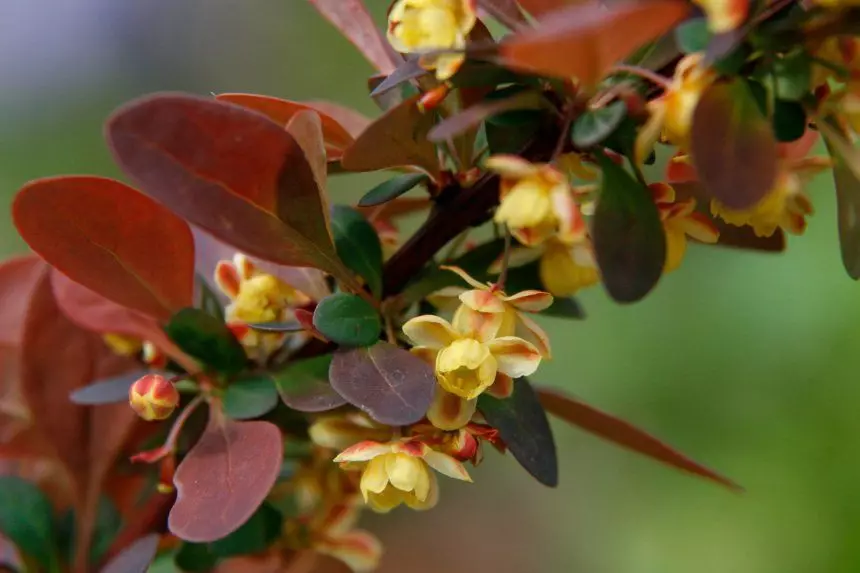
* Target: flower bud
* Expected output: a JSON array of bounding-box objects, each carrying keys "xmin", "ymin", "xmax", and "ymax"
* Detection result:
[{"xmin": 129, "ymin": 374, "xmax": 179, "ymax": 421}]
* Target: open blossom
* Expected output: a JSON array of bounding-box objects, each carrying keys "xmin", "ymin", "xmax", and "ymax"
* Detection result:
[
  {"xmin": 428, "ymin": 265, "xmax": 554, "ymax": 358},
  {"xmin": 650, "ymin": 183, "xmax": 719, "ymax": 272},
  {"xmin": 692, "ymin": 0, "xmax": 748, "ymax": 33},
  {"xmin": 102, "ymin": 334, "xmax": 166, "ymax": 368},
  {"xmin": 487, "ymin": 155, "xmax": 586, "ymax": 247},
  {"xmin": 403, "ymin": 304, "xmax": 541, "ymax": 430},
  {"xmin": 215, "ymin": 253, "xmax": 311, "ymax": 361},
  {"xmin": 635, "ymin": 53, "xmax": 718, "ymax": 164},
  {"xmin": 387, "ymin": 0, "xmax": 477, "ymax": 81},
  {"xmin": 309, "ymin": 412, "xmax": 394, "ymax": 452},
  {"xmin": 537, "ymin": 238, "xmax": 601, "ymax": 297},
  {"xmin": 334, "ymin": 438, "xmax": 472, "ymax": 513}
]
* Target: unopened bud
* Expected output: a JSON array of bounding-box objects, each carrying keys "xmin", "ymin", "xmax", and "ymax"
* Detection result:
[
  {"xmin": 417, "ymin": 84, "xmax": 450, "ymax": 113},
  {"xmin": 129, "ymin": 374, "xmax": 179, "ymax": 421}
]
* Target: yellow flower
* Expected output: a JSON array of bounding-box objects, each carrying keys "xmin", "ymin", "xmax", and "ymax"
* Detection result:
[
  {"xmin": 649, "ymin": 183, "xmax": 719, "ymax": 272},
  {"xmin": 711, "ymin": 157, "xmax": 830, "ymax": 237},
  {"xmin": 403, "ymin": 306, "xmax": 541, "ymax": 430},
  {"xmin": 486, "ymin": 154, "xmax": 586, "ymax": 247},
  {"xmin": 387, "ymin": 0, "xmax": 477, "ymax": 80},
  {"xmin": 102, "ymin": 335, "xmax": 167, "ymax": 368},
  {"xmin": 810, "ymin": 36, "xmax": 860, "ymax": 88},
  {"xmin": 309, "ymin": 413, "xmax": 394, "ymax": 452},
  {"xmin": 635, "ymin": 53, "xmax": 718, "ymax": 164},
  {"xmin": 691, "ymin": 0, "xmax": 749, "ymax": 33},
  {"xmin": 427, "ymin": 265, "xmax": 554, "ymax": 358},
  {"xmin": 215, "ymin": 254, "xmax": 310, "ymax": 361},
  {"xmin": 538, "ymin": 238, "xmax": 601, "ymax": 297},
  {"xmin": 334, "ymin": 438, "xmax": 472, "ymax": 513}
]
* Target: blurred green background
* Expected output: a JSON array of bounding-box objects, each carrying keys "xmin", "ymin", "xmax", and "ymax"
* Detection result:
[{"xmin": 3, "ymin": 2, "xmax": 858, "ymax": 572}]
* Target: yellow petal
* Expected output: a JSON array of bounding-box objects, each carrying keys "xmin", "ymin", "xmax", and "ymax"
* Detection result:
[
  {"xmin": 487, "ymin": 336, "xmax": 542, "ymax": 378},
  {"xmin": 440, "ymin": 265, "xmax": 488, "ymax": 290},
  {"xmin": 360, "ymin": 457, "xmax": 390, "ymax": 499},
  {"xmin": 423, "ymin": 450, "xmax": 473, "ymax": 482},
  {"xmin": 502, "ymin": 290, "xmax": 553, "ymax": 312},
  {"xmin": 412, "ymin": 461, "xmax": 432, "ymax": 501},
  {"xmin": 515, "ymin": 312, "xmax": 552, "ymax": 359},
  {"xmin": 402, "ymin": 315, "xmax": 459, "ymax": 349},
  {"xmin": 635, "ymin": 100, "xmax": 667, "ymax": 166},
  {"xmin": 486, "ymin": 372, "xmax": 514, "ymax": 399},
  {"xmin": 316, "ymin": 530, "xmax": 382, "ymax": 573},
  {"xmin": 427, "ymin": 388, "xmax": 477, "ymax": 431},
  {"xmin": 334, "ymin": 440, "xmax": 392, "ymax": 463},
  {"xmin": 459, "ymin": 289, "xmax": 506, "ymax": 313},
  {"xmin": 452, "ymin": 305, "xmax": 502, "ymax": 342},
  {"xmin": 484, "ymin": 154, "xmax": 539, "ymax": 179},
  {"xmin": 539, "ymin": 240, "xmax": 600, "ymax": 297},
  {"xmin": 404, "ymin": 471, "xmax": 439, "ymax": 511}
]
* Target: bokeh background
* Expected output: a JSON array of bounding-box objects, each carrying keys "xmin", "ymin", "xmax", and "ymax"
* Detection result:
[{"xmin": 2, "ymin": 2, "xmax": 858, "ymax": 572}]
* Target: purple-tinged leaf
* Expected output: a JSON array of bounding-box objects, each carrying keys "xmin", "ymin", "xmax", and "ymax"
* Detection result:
[
  {"xmin": 99, "ymin": 534, "xmax": 160, "ymax": 573},
  {"xmin": 273, "ymin": 354, "xmax": 346, "ymax": 412}
]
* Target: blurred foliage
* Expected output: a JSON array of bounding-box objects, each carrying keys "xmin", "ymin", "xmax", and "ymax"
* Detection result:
[{"xmin": 2, "ymin": 2, "xmax": 859, "ymax": 572}]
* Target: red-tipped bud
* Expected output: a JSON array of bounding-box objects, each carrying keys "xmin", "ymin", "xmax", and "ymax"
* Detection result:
[
  {"xmin": 417, "ymin": 84, "xmax": 450, "ymax": 113},
  {"xmin": 129, "ymin": 374, "xmax": 179, "ymax": 421}
]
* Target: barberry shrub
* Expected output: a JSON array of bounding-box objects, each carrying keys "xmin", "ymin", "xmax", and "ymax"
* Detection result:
[{"xmin": 1, "ymin": 0, "xmax": 858, "ymax": 571}]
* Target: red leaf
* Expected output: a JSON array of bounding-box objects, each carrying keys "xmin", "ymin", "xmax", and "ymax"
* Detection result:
[
  {"xmin": 286, "ymin": 110, "xmax": 329, "ymax": 200},
  {"xmin": 516, "ymin": 0, "xmax": 570, "ymax": 17},
  {"xmin": 168, "ymin": 415, "xmax": 283, "ymax": 542},
  {"xmin": 536, "ymin": 387, "xmax": 741, "ymax": 490},
  {"xmin": 99, "ymin": 534, "xmax": 160, "ymax": 573},
  {"xmin": 13, "ymin": 176, "xmax": 194, "ymax": 322},
  {"xmin": 341, "ymin": 95, "xmax": 440, "ymax": 179},
  {"xmin": 428, "ymin": 90, "xmax": 544, "ymax": 142},
  {"xmin": 307, "ymin": 0, "xmax": 401, "ymax": 75},
  {"xmin": 304, "ymin": 100, "xmax": 372, "ymax": 139},
  {"xmin": 215, "ymin": 94, "xmax": 358, "ymax": 156},
  {"xmin": 107, "ymin": 94, "xmax": 351, "ymax": 282},
  {"xmin": 476, "ymin": 0, "xmax": 528, "ymax": 26},
  {"xmin": 0, "ymin": 255, "xmax": 47, "ymax": 347},
  {"xmin": 499, "ymin": 0, "xmax": 689, "ymax": 85}
]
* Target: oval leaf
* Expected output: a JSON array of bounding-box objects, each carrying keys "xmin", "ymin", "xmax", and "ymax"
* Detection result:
[
  {"xmin": 592, "ymin": 153, "xmax": 666, "ymax": 303},
  {"xmin": 106, "ymin": 94, "xmax": 350, "ymax": 281},
  {"xmin": 341, "ymin": 95, "xmax": 440, "ymax": 178},
  {"xmin": 273, "ymin": 354, "xmax": 346, "ymax": 412},
  {"xmin": 369, "ymin": 58, "xmax": 429, "ymax": 98},
  {"xmin": 169, "ymin": 417, "xmax": 283, "ymax": 542},
  {"xmin": 537, "ymin": 387, "xmax": 741, "ymax": 490},
  {"xmin": 675, "ymin": 17, "xmax": 710, "ymax": 54},
  {"xmin": 329, "ymin": 342, "xmax": 435, "ymax": 425},
  {"xmin": 358, "ymin": 173, "xmax": 429, "ymax": 207},
  {"xmin": 500, "ymin": 0, "xmax": 689, "ymax": 85},
  {"xmin": 331, "ymin": 206, "xmax": 384, "ymax": 299},
  {"xmin": 571, "ymin": 100, "xmax": 627, "ymax": 148},
  {"xmin": 70, "ymin": 368, "xmax": 169, "ymax": 406},
  {"xmin": 690, "ymin": 79, "xmax": 779, "ymax": 210},
  {"xmin": 478, "ymin": 378, "xmax": 558, "ymax": 487},
  {"xmin": 428, "ymin": 90, "xmax": 544, "ymax": 142},
  {"xmin": 99, "ymin": 534, "xmax": 160, "ymax": 573},
  {"xmin": 223, "ymin": 377, "xmax": 280, "ymax": 420},
  {"xmin": 313, "ymin": 293, "xmax": 381, "ymax": 347},
  {"xmin": 247, "ymin": 322, "xmax": 304, "ymax": 333},
  {"xmin": 12, "ymin": 176, "xmax": 194, "ymax": 321},
  {"xmin": 822, "ymin": 119, "xmax": 860, "ymax": 279},
  {"xmin": 0, "ymin": 477, "xmax": 58, "ymax": 570},
  {"xmin": 0, "ymin": 255, "xmax": 46, "ymax": 346},
  {"xmin": 165, "ymin": 308, "xmax": 247, "ymax": 375}
]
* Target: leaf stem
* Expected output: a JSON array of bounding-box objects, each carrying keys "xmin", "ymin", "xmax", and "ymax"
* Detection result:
[
  {"xmin": 495, "ymin": 227, "xmax": 513, "ymax": 291},
  {"xmin": 609, "ymin": 65, "xmax": 672, "ymax": 90}
]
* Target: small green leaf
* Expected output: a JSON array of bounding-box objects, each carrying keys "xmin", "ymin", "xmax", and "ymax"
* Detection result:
[
  {"xmin": 478, "ymin": 378, "xmax": 557, "ymax": 487},
  {"xmin": 822, "ymin": 118, "xmax": 860, "ymax": 279},
  {"xmin": 571, "ymin": 100, "xmax": 627, "ymax": 148},
  {"xmin": 246, "ymin": 321, "xmax": 303, "ymax": 333},
  {"xmin": 675, "ymin": 17, "xmax": 710, "ymax": 54},
  {"xmin": 210, "ymin": 503, "xmax": 282, "ymax": 557},
  {"xmin": 273, "ymin": 354, "xmax": 346, "ymax": 412},
  {"xmin": 772, "ymin": 49, "xmax": 812, "ymax": 102},
  {"xmin": 772, "ymin": 99, "xmax": 807, "ymax": 142},
  {"xmin": 358, "ymin": 173, "xmax": 428, "ymax": 208},
  {"xmin": 592, "ymin": 152, "xmax": 665, "ymax": 303},
  {"xmin": 331, "ymin": 206, "xmax": 384, "ymax": 299},
  {"xmin": 90, "ymin": 497, "xmax": 122, "ymax": 565},
  {"xmin": 223, "ymin": 376, "xmax": 279, "ymax": 420},
  {"xmin": 165, "ymin": 308, "xmax": 247, "ymax": 375},
  {"xmin": 174, "ymin": 543, "xmax": 217, "ymax": 572},
  {"xmin": 196, "ymin": 275, "xmax": 225, "ymax": 322},
  {"xmin": 313, "ymin": 293, "xmax": 381, "ymax": 347},
  {"xmin": 690, "ymin": 79, "xmax": 779, "ymax": 210},
  {"xmin": 0, "ymin": 477, "xmax": 58, "ymax": 570}
]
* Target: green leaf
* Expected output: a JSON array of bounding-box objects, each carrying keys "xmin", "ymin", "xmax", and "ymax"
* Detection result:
[
  {"xmin": 822, "ymin": 118, "xmax": 860, "ymax": 279},
  {"xmin": 246, "ymin": 321, "xmax": 303, "ymax": 333},
  {"xmin": 197, "ymin": 275, "xmax": 225, "ymax": 322},
  {"xmin": 485, "ymin": 115, "xmax": 541, "ymax": 154},
  {"xmin": 273, "ymin": 354, "xmax": 346, "ymax": 412},
  {"xmin": 690, "ymin": 79, "xmax": 779, "ymax": 210},
  {"xmin": 571, "ymin": 100, "xmax": 627, "ymax": 148},
  {"xmin": 0, "ymin": 477, "xmax": 58, "ymax": 570},
  {"xmin": 331, "ymin": 205, "xmax": 384, "ymax": 299},
  {"xmin": 358, "ymin": 173, "xmax": 429, "ymax": 208},
  {"xmin": 313, "ymin": 293, "xmax": 381, "ymax": 347},
  {"xmin": 90, "ymin": 497, "xmax": 122, "ymax": 565},
  {"xmin": 478, "ymin": 378, "xmax": 557, "ymax": 487},
  {"xmin": 772, "ymin": 99, "xmax": 807, "ymax": 142},
  {"xmin": 540, "ymin": 296, "xmax": 586, "ymax": 319},
  {"xmin": 223, "ymin": 376, "xmax": 279, "ymax": 420},
  {"xmin": 592, "ymin": 152, "xmax": 665, "ymax": 303},
  {"xmin": 674, "ymin": 17, "xmax": 710, "ymax": 54},
  {"xmin": 165, "ymin": 308, "xmax": 247, "ymax": 375},
  {"xmin": 330, "ymin": 342, "xmax": 436, "ymax": 425},
  {"xmin": 771, "ymin": 49, "xmax": 812, "ymax": 101},
  {"xmin": 174, "ymin": 543, "xmax": 217, "ymax": 572},
  {"xmin": 210, "ymin": 503, "xmax": 282, "ymax": 557}
]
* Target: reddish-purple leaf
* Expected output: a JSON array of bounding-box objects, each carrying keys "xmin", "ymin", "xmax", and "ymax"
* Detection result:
[
  {"xmin": 537, "ymin": 387, "xmax": 741, "ymax": 490},
  {"xmin": 286, "ymin": 111, "xmax": 329, "ymax": 201},
  {"xmin": 516, "ymin": 0, "xmax": 570, "ymax": 17},
  {"xmin": 107, "ymin": 94, "xmax": 351, "ymax": 282},
  {"xmin": 477, "ymin": 0, "xmax": 528, "ymax": 27},
  {"xmin": 329, "ymin": 342, "xmax": 435, "ymax": 426},
  {"xmin": 215, "ymin": 94, "xmax": 358, "ymax": 156},
  {"xmin": 303, "ymin": 100, "xmax": 372, "ymax": 139},
  {"xmin": 169, "ymin": 416, "xmax": 283, "ymax": 543},
  {"xmin": 307, "ymin": 0, "xmax": 400, "ymax": 74},
  {"xmin": 690, "ymin": 79, "xmax": 779, "ymax": 210},
  {"xmin": 499, "ymin": 0, "xmax": 689, "ymax": 85},
  {"xmin": 273, "ymin": 354, "xmax": 346, "ymax": 412},
  {"xmin": 99, "ymin": 534, "xmax": 160, "ymax": 573},
  {"xmin": 428, "ymin": 90, "xmax": 544, "ymax": 142},
  {"xmin": 12, "ymin": 176, "xmax": 194, "ymax": 322},
  {"xmin": 0, "ymin": 255, "xmax": 47, "ymax": 347},
  {"xmin": 341, "ymin": 95, "xmax": 440, "ymax": 179},
  {"xmin": 369, "ymin": 58, "xmax": 428, "ymax": 98}
]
